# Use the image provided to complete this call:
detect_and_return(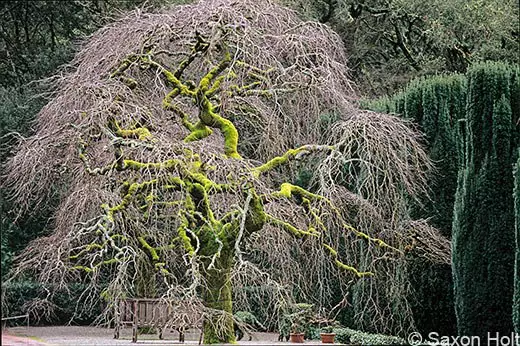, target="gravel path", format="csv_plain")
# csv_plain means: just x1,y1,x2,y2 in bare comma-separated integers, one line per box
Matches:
2,333,49,346
3,326,200,345
2,326,333,345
